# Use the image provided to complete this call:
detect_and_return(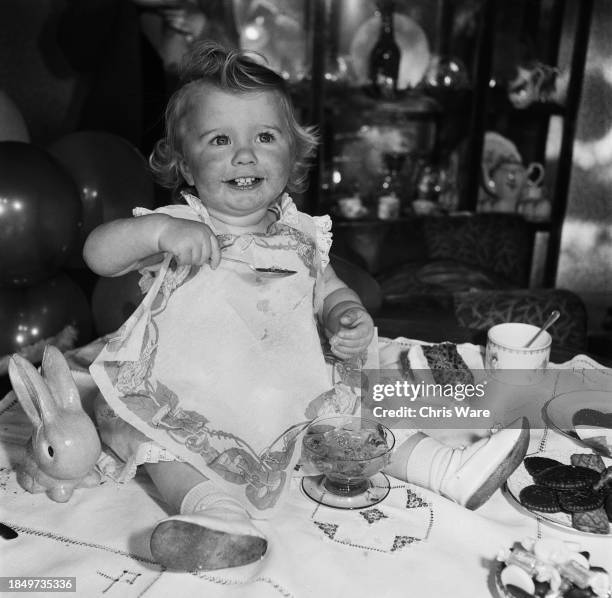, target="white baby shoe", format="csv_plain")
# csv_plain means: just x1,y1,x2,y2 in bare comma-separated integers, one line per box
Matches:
405,417,530,510
150,493,267,572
